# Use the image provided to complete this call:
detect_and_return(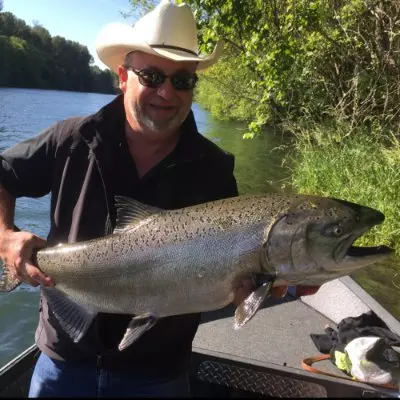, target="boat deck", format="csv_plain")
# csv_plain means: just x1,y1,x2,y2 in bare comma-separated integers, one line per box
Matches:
194,276,400,377
1,277,400,398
